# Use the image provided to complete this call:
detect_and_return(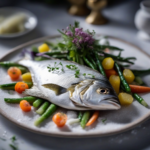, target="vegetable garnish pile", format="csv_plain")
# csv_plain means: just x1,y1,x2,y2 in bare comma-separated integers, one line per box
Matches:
1,21,150,129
